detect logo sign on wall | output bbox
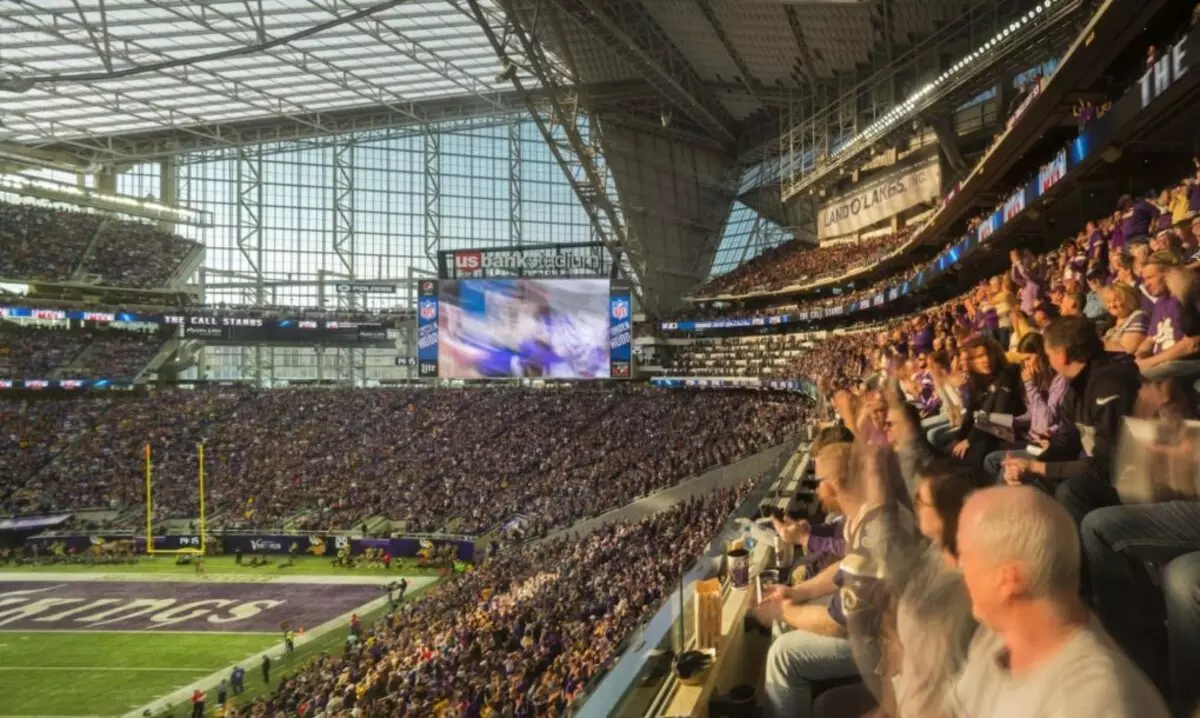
[416,281,439,378]
[335,283,397,294]
[818,157,942,240]
[609,288,632,379]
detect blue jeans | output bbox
[924,419,959,452]
[1081,501,1200,716]
[764,627,858,718]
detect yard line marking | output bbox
[0,666,212,672]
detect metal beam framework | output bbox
[694,0,766,105]
[548,0,738,146]
[467,0,652,310]
[509,120,523,248]
[423,130,442,266]
[1,0,514,162]
[782,7,818,87]
[234,145,264,296]
[332,140,356,276]
[778,0,1085,201]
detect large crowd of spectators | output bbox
[0,202,102,282]
[70,330,165,380]
[1,387,806,535]
[0,200,198,289]
[0,325,163,379]
[724,161,1200,718]
[696,230,913,298]
[81,217,198,288]
[223,483,749,718]
[0,325,91,376]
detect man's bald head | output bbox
[956,487,1081,626]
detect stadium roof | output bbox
[0,0,525,156]
[0,0,995,164]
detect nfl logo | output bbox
[419,301,437,320]
[611,300,629,320]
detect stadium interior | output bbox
[2,0,1200,716]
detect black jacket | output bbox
[959,364,1027,470]
[1043,352,1141,485]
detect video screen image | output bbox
[437,279,611,379]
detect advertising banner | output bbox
[609,287,632,378]
[26,533,476,562]
[417,280,439,378]
[438,243,609,280]
[818,157,941,240]
[335,283,397,294]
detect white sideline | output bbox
[120,597,390,718]
[121,574,436,718]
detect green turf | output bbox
[0,632,277,717]
[0,555,441,577]
[0,570,438,717]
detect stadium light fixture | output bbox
[834,0,1063,161]
[0,172,203,223]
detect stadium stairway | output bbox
[67,217,110,283]
[359,514,390,536]
[47,339,95,379]
[137,338,184,382]
[168,242,205,291]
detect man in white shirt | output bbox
[952,486,1168,718]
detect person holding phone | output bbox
[984,333,1069,481]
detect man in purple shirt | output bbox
[1135,257,1200,381]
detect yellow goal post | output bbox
[144,442,207,555]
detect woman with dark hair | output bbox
[913,458,976,561]
[982,332,1069,481]
[948,335,1025,479]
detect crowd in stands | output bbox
[696,230,913,297]
[69,330,164,380]
[81,217,197,288]
[0,202,101,282]
[664,332,820,378]
[0,325,90,376]
[223,484,748,718]
[0,199,197,288]
[0,325,163,379]
[717,162,1200,718]
[0,387,806,535]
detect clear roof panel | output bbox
[0,0,513,145]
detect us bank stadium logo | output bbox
[419,299,438,321]
[611,299,629,320]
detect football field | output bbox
[0,558,436,717]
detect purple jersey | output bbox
[1149,296,1185,356]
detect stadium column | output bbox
[158,156,179,234]
[509,118,522,248]
[424,127,442,266]
[599,122,738,312]
[235,145,267,387]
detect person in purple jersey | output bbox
[1135,255,1200,382]
[1119,194,1160,240]
[1085,221,1108,276]
[1010,248,1043,316]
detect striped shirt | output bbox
[1105,310,1148,349]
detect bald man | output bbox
[951,486,1167,718]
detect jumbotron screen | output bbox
[434,279,614,379]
